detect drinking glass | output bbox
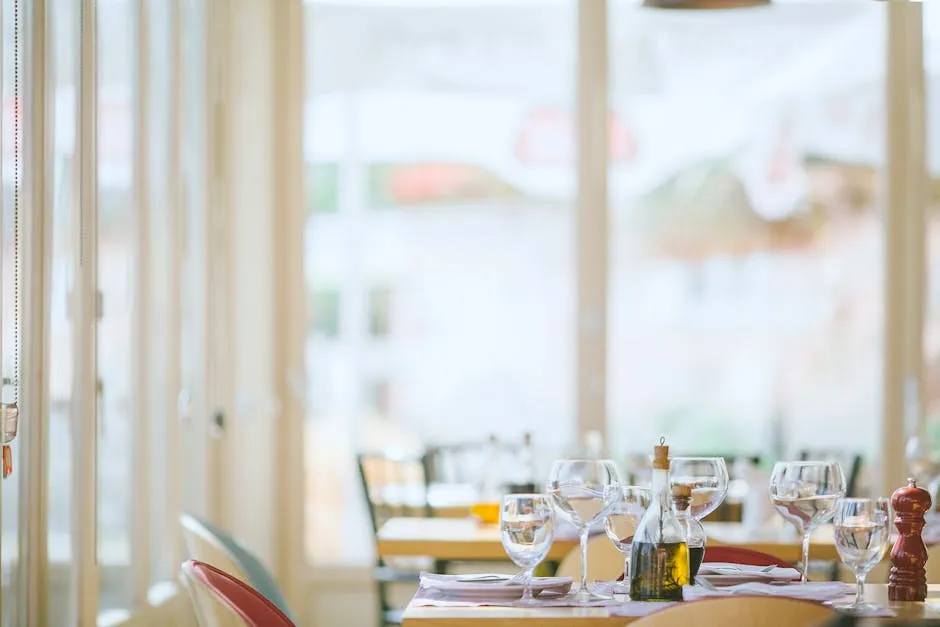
[670,457,729,521]
[547,459,622,601]
[603,485,651,594]
[833,497,891,615]
[499,494,555,604]
[769,461,846,583]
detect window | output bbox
[97,0,135,611]
[48,0,79,621]
[303,0,577,563]
[607,3,886,467]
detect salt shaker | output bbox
[889,478,932,602]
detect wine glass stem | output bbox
[521,567,535,602]
[800,531,811,583]
[623,550,631,587]
[854,570,867,606]
[580,528,590,593]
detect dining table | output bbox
[401,584,940,626]
[377,517,840,563]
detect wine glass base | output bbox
[568,585,613,603]
[834,602,885,616]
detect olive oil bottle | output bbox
[629,438,690,601]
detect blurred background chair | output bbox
[629,595,835,627]
[555,534,625,582]
[180,514,295,621]
[181,560,295,627]
[798,450,863,497]
[357,451,440,626]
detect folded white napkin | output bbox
[684,582,853,602]
[698,562,801,581]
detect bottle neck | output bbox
[674,501,692,520]
[651,467,670,502]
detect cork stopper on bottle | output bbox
[653,436,669,470]
[672,484,692,509]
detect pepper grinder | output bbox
[889,478,932,601]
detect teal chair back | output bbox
[180,513,295,622]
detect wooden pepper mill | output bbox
[889,478,932,601]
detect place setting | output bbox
[407,436,933,622]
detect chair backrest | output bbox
[180,514,294,621]
[357,451,433,535]
[424,439,525,487]
[181,560,295,627]
[703,545,797,570]
[798,450,863,497]
[631,595,835,627]
[555,534,626,582]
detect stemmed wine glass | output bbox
[670,457,729,521]
[499,494,555,604]
[603,485,651,594]
[769,461,846,583]
[547,459,622,602]
[833,497,891,615]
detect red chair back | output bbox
[184,559,295,627]
[703,546,796,570]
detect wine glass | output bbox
[833,497,891,615]
[670,457,729,521]
[769,461,846,583]
[499,494,555,604]
[547,459,622,602]
[603,485,651,595]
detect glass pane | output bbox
[146,0,172,587]
[303,0,576,564]
[1,0,20,621]
[179,0,209,519]
[97,0,134,611]
[608,3,885,478]
[48,0,78,621]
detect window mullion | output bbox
[21,0,51,623]
[75,0,100,622]
[271,0,305,606]
[882,0,925,497]
[131,0,152,610]
[576,0,609,441]
[165,0,184,578]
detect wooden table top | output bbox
[402,584,940,626]
[377,517,839,563]
[377,517,578,561]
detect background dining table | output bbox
[401,584,940,626]
[376,517,840,563]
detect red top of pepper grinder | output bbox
[889,478,932,602]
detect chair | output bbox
[703,545,798,570]
[555,535,626,582]
[181,560,295,627]
[180,514,295,622]
[358,451,439,626]
[798,450,863,497]
[630,595,836,627]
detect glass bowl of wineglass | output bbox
[603,485,651,594]
[499,493,556,604]
[769,460,846,583]
[670,457,729,521]
[547,459,622,602]
[833,497,891,615]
